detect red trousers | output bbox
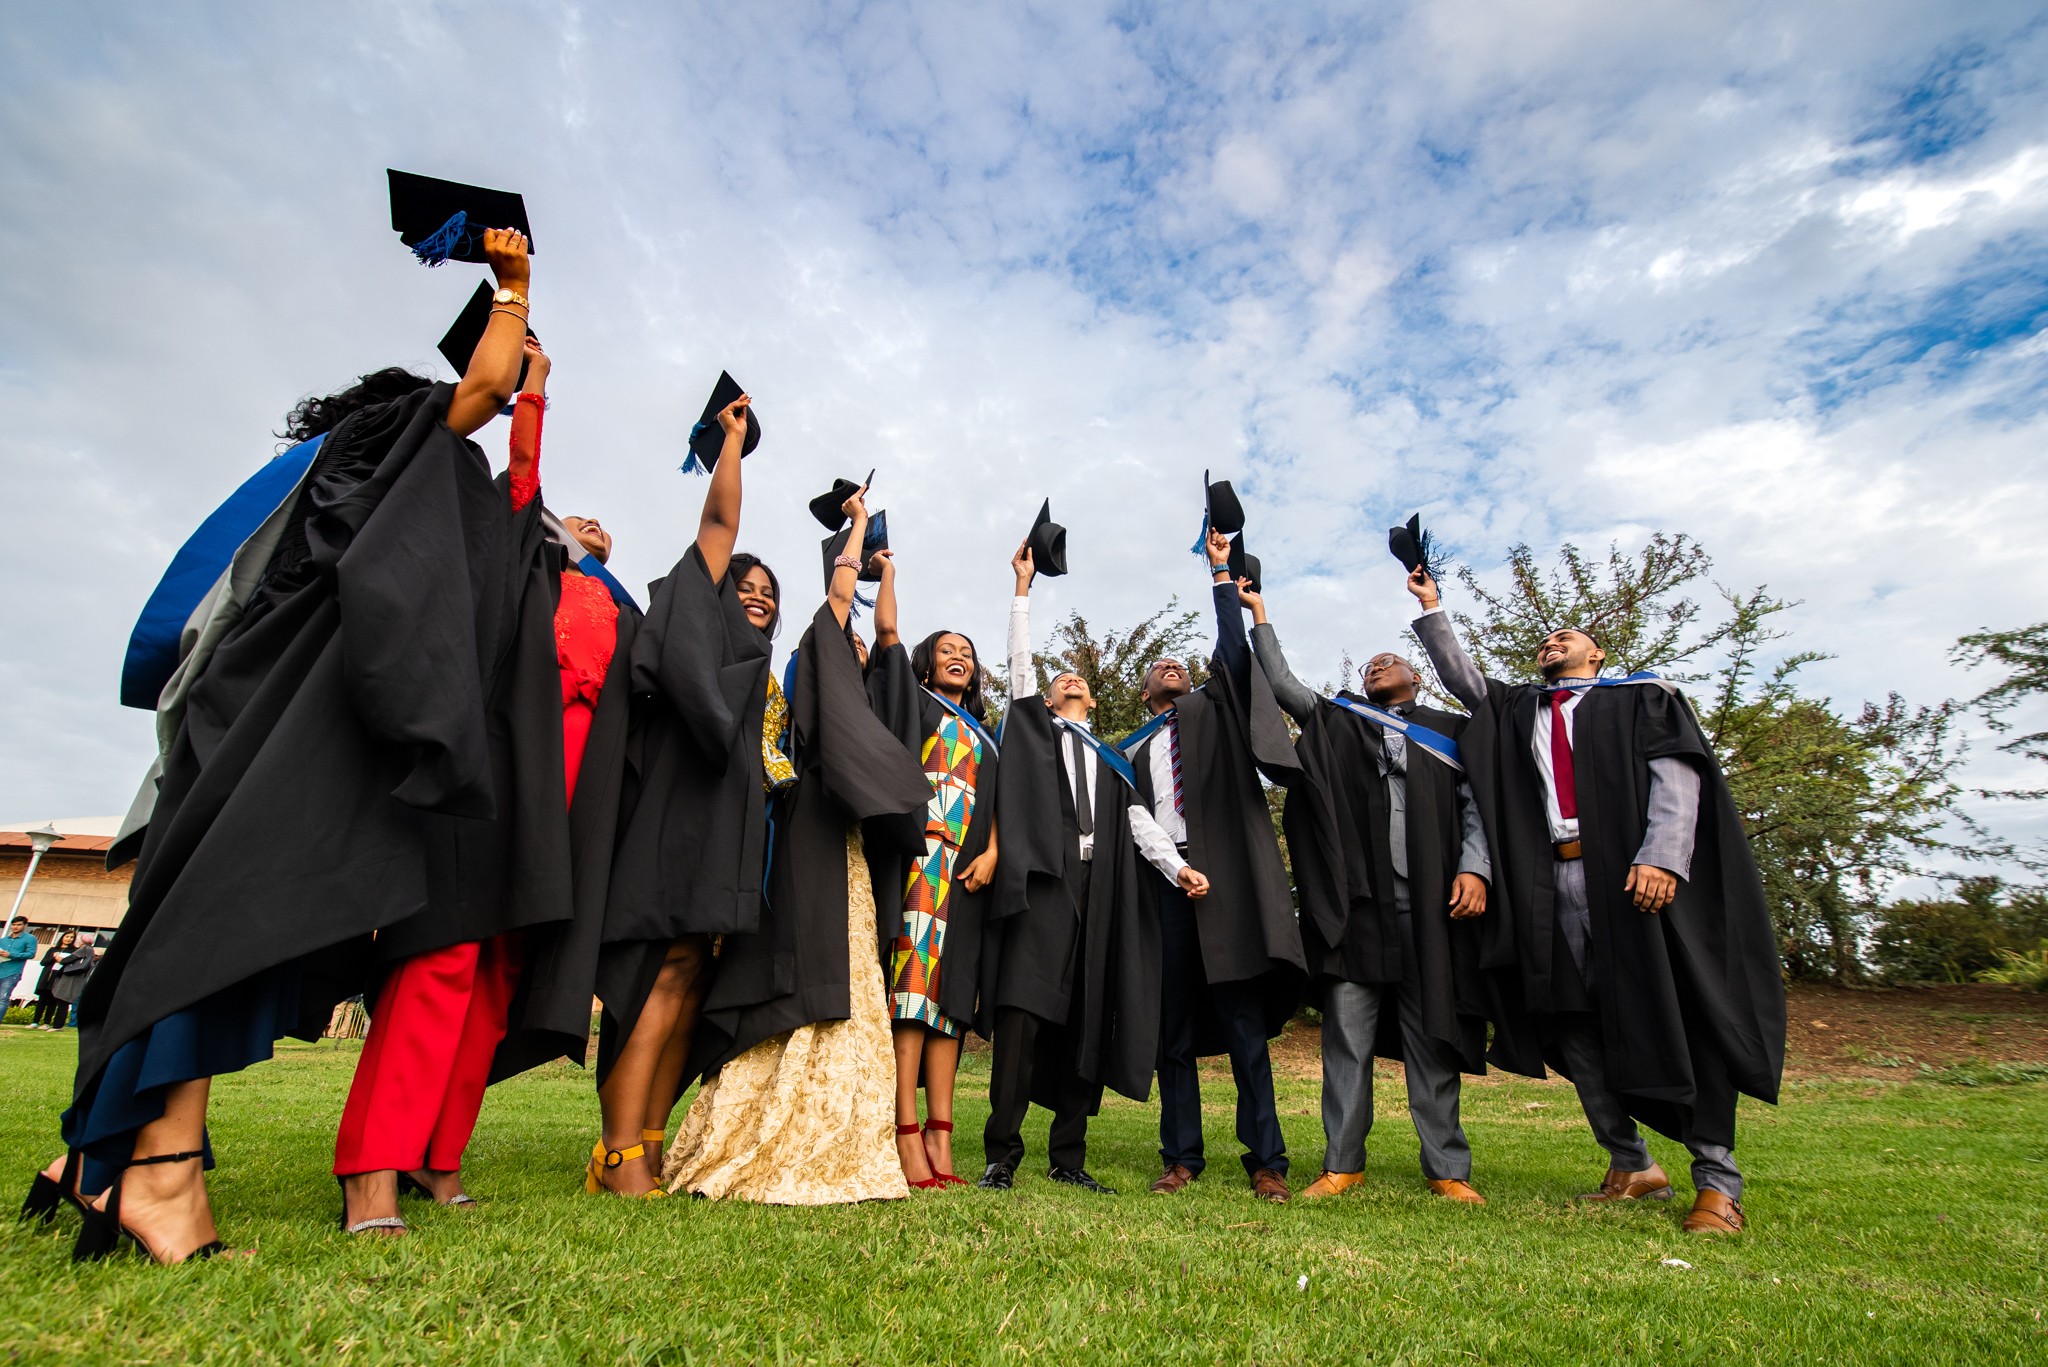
[333,934,523,1175]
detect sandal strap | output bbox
[923,1120,954,1133]
[591,1141,646,1169]
[344,1216,408,1235]
[128,1149,205,1169]
[895,1122,923,1136]
[640,1129,666,1144]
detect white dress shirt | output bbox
[1531,681,1588,843]
[1009,596,1186,881]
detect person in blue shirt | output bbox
[0,917,38,1009]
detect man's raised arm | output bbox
[1405,567,1487,710]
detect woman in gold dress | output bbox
[665,488,934,1204]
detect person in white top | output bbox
[976,542,1200,1194]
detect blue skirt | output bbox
[61,969,301,1196]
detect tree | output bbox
[1022,599,1211,740]
[1423,534,1982,980]
[1953,621,2048,801]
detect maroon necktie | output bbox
[1548,690,1578,820]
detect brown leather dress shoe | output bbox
[1681,1189,1745,1234]
[1573,1162,1674,1202]
[1149,1164,1195,1195]
[1250,1168,1291,1203]
[1426,1178,1486,1205]
[1300,1171,1364,1200]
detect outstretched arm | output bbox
[872,549,900,651]
[446,229,533,438]
[506,338,550,512]
[1206,527,1249,693]
[1243,589,1319,724]
[1407,569,1488,709]
[1008,541,1035,700]
[827,491,871,630]
[694,393,752,584]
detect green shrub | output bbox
[1977,941,2048,992]
[1868,878,2048,983]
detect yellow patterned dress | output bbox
[662,677,907,1205]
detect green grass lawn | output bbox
[2,1025,2044,1365]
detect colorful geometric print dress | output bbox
[888,713,981,1038]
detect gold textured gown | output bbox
[663,827,910,1205]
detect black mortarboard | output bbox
[387,169,534,266]
[1203,469,1247,536]
[684,371,763,473]
[808,470,876,530]
[1387,514,1442,579]
[1026,499,1068,578]
[820,512,889,589]
[1226,533,1263,595]
[438,281,537,383]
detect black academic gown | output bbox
[863,644,998,1033]
[489,546,642,1082]
[1282,694,1536,1076]
[1460,676,1785,1146]
[986,703,1161,1104]
[76,385,512,1101]
[592,547,772,1086]
[1126,628,1305,1047]
[690,604,929,1072]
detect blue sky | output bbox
[3,1,2046,869]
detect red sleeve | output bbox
[509,392,545,511]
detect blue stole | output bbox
[575,554,639,613]
[1330,696,1464,774]
[1543,671,1672,694]
[119,435,327,710]
[924,688,1000,756]
[1054,717,1139,791]
[1116,702,1181,759]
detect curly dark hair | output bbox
[911,629,986,719]
[278,368,434,445]
[728,552,782,639]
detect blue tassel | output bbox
[411,211,470,267]
[679,422,707,475]
[1188,511,1210,558]
[850,588,875,619]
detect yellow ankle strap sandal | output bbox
[584,1141,668,1200]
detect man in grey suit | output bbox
[1240,582,1511,1204]
[1405,565,1786,1235]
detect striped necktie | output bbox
[1164,709,1185,815]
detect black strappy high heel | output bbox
[21,1151,87,1226]
[72,1151,228,1264]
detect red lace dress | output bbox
[508,391,618,804]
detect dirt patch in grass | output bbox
[1245,982,2048,1083]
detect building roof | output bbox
[0,816,124,854]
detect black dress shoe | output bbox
[977,1163,1015,1190]
[1048,1167,1116,1195]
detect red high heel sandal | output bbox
[897,1123,945,1190]
[923,1119,967,1187]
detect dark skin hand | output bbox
[1448,871,1487,919]
[1626,864,1678,912]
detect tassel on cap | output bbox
[410,211,472,267]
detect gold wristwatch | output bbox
[492,288,529,309]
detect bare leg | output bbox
[641,937,711,1181]
[921,1033,962,1177]
[102,1078,234,1262]
[893,1024,935,1183]
[595,938,710,1196]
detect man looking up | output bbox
[1122,525,1305,1202]
[1245,588,1532,1204]
[976,543,1192,1193]
[1407,565,1784,1235]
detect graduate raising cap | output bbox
[388,169,535,267]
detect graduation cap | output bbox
[681,371,763,474]
[1026,499,1068,578]
[387,169,534,267]
[1387,514,1444,580]
[1204,470,1246,536]
[1227,533,1263,595]
[438,281,537,385]
[807,471,876,531]
[820,511,889,589]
